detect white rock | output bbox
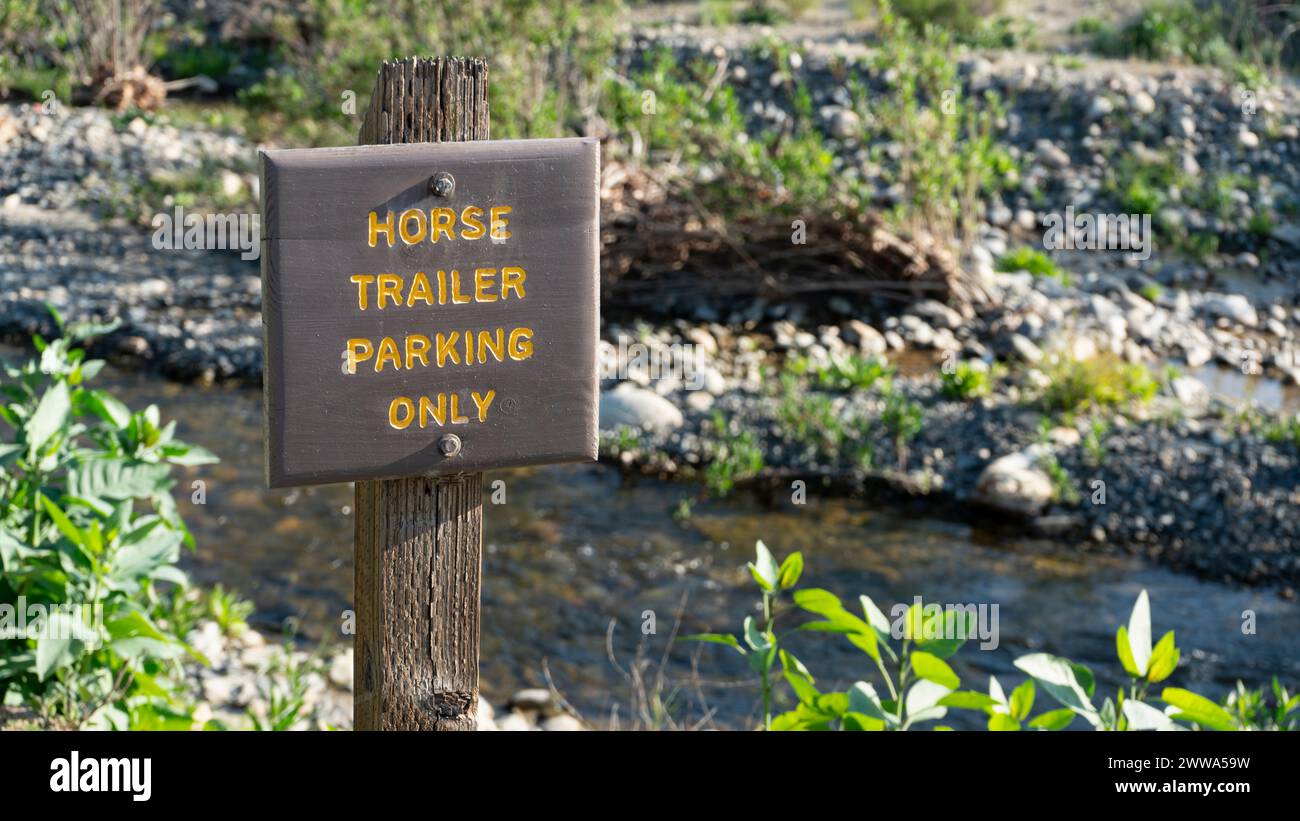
[911,299,963,330]
[974,449,1055,517]
[599,383,684,432]
[328,649,353,690]
[1170,376,1209,412]
[1201,294,1258,328]
[845,320,887,356]
[540,714,585,731]
[1130,91,1156,115]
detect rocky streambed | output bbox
[2,27,1299,593]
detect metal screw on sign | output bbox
[438,434,462,457]
[430,171,455,197]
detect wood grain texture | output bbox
[353,57,487,731]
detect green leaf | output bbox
[40,494,85,547]
[35,635,73,681]
[911,650,960,689]
[1014,653,1099,727]
[161,443,219,466]
[793,588,844,615]
[904,679,951,725]
[1027,708,1076,731]
[1116,625,1140,677]
[847,629,881,663]
[682,632,744,654]
[70,458,173,500]
[80,389,131,429]
[841,712,886,731]
[1161,687,1237,731]
[938,691,997,710]
[743,616,772,652]
[777,551,803,590]
[1146,631,1179,684]
[781,651,819,704]
[1128,589,1152,677]
[27,379,71,454]
[987,713,1021,731]
[1009,679,1035,721]
[748,539,779,591]
[1122,699,1181,731]
[859,594,891,633]
[847,681,889,722]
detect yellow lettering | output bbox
[501,266,526,300]
[474,268,498,302]
[350,274,375,310]
[377,274,403,309]
[345,338,373,373]
[407,271,434,307]
[431,208,456,243]
[471,390,495,422]
[419,394,446,427]
[405,334,430,369]
[375,336,401,372]
[388,396,414,429]
[436,332,461,367]
[460,206,485,239]
[450,269,470,304]
[449,393,468,424]
[477,328,504,363]
[489,205,512,240]
[508,327,534,361]
[368,211,394,247]
[398,208,426,244]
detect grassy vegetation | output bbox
[1035,351,1159,416]
[881,386,924,469]
[1085,0,1299,78]
[996,247,1070,285]
[939,360,990,399]
[704,411,765,496]
[789,353,894,392]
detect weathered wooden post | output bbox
[259,57,600,730]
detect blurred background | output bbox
[1,0,1298,731]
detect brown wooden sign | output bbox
[259,138,600,487]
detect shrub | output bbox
[1037,351,1159,416]
[704,412,765,497]
[1093,0,1297,71]
[794,353,894,392]
[0,310,217,729]
[996,247,1070,285]
[690,541,1298,730]
[886,0,1006,38]
[881,386,923,469]
[939,360,989,399]
[243,0,622,146]
[867,7,1014,246]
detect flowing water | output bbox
[31,350,1300,729]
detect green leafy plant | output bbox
[996,247,1071,285]
[684,540,803,729]
[206,584,254,638]
[1036,351,1159,416]
[0,309,218,729]
[703,412,765,497]
[250,642,323,731]
[939,360,990,400]
[881,387,924,470]
[804,354,895,393]
[691,543,1294,731]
